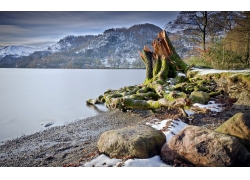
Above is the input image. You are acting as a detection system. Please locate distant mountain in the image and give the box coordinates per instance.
[0,23,166,68]
[0,45,46,59]
[48,35,96,53]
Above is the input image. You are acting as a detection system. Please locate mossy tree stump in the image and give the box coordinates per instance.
[87,30,193,116]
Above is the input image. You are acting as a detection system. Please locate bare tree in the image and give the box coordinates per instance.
[165,11,214,52]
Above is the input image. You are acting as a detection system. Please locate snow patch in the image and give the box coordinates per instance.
[191,68,250,75]
[83,154,122,167]
[123,155,170,167]
[177,72,186,77]
[0,45,46,59]
[193,101,223,112]
[146,119,170,131]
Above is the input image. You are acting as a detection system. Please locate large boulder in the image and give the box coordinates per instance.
[97,125,166,159]
[189,91,210,104]
[215,113,250,151]
[232,91,250,110]
[161,125,250,167]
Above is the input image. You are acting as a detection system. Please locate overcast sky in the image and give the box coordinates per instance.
[1,0,245,49]
[0,11,180,48]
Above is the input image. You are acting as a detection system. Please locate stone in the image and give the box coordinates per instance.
[189,91,210,104]
[97,124,166,159]
[161,125,250,167]
[232,91,250,110]
[216,113,250,151]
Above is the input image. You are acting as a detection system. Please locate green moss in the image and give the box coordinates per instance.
[209,91,221,97]
[155,79,164,85]
[136,87,149,94]
[189,91,210,104]
[147,100,161,109]
[153,57,161,78]
[144,78,153,85]
[187,70,199,78]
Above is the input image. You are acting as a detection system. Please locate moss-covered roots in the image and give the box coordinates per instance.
[86,30,223,116]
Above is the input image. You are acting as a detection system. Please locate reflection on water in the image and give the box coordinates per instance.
[86,104,108,114]
[0,68,145,141]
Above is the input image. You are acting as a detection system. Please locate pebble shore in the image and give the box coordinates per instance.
[0,109,152,167]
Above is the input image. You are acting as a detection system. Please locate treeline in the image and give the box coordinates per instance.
[166,11,250,69]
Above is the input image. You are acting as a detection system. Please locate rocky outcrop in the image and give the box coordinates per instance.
[189,91,210,104]
[97,125,166,159]
[161,125,250,167]
[216,113,250,151]
[232,91,250,110]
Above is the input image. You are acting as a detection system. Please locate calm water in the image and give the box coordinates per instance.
[0,68,145,141]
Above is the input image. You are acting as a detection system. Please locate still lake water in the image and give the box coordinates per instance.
[0,68,145,141]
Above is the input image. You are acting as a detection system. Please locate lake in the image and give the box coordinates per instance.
[0,68,145,142]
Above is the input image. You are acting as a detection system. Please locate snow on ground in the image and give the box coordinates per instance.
[191,67,250,75]
[82,118,189,167]
[164,119,188,142]
[177,72,186,77]
[123,155,170,167]
[83,154,170,167]
[84,154,122,167]
[82,69,228,167]
[193,100,224,112]
[145,118,188,142]
[82,98,225,167]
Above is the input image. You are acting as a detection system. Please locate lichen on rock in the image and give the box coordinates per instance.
[97,124,166,159]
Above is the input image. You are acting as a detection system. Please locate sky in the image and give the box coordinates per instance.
[1,0,246,49]
[0,11,180,48]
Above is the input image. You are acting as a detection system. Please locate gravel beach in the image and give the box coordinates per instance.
[0,98,248,167]
[0,109,153,167]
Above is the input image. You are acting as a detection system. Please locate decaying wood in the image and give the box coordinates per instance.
[87,30,196,116]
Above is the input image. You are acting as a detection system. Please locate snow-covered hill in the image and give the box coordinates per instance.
[48,35,96,53]
[0,45,46,60]
[73,23,162,66]
[0,23,165,68]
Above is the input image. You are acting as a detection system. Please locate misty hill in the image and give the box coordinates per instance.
[0,23,170,69]
[0,46,46,59]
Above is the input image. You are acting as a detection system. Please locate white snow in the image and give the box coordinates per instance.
[193,100,224,112]
[185,109,195,116]
[146,119,170,131]
[82,96,226,167]
[83,118,189,167]
[191,68,250,75]
[164,119,188,142]
[49,43,62,53]
[177,72,186,77]
[123,155,170,167]
[0,45,46,59]
[83,154,122,167]
[83,154,170,167]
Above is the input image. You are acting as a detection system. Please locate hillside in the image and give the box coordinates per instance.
[0,23,174,69]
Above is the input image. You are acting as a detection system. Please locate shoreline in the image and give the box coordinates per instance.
[0,109,152,167]
[1,100,249,167]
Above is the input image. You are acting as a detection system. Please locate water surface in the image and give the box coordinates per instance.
[0,68,145,141]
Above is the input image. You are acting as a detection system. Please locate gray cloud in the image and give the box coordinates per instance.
[0,11,179,48]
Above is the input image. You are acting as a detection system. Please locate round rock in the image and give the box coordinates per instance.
[97,124,166,159]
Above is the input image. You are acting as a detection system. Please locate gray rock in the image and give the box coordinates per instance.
[216,113,250,151]
[189,91,210,104]
[97,124,166,159]
[232,91,250,110]
[161,125,250,167]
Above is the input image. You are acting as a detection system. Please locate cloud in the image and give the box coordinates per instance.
[0,25,30,34]
[0,11,179,47]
